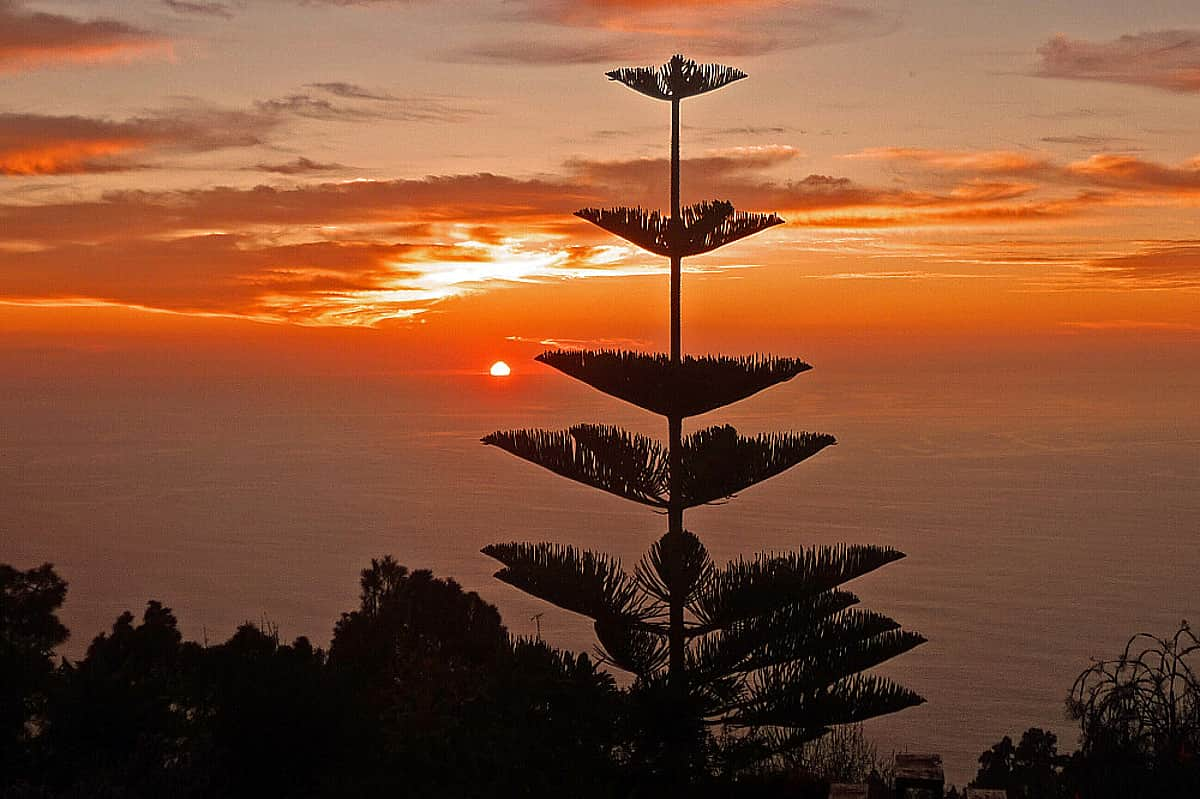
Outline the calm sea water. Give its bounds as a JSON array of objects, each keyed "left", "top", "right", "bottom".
[{"left": 2, "top": 352, "right": 1197, "bottom": 784}]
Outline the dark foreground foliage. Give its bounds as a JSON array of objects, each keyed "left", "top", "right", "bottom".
[
  {"left": 968, "top": 622, "right": 1200, "bottom": 799},
  {"left": 8, "top": 561, "right": 1196, "bottom": 798},
  {"left": 3, "top": 559, "right": 870, "bottom": 799},
  {"left": 1, "top": 559, "right": 624, "bottom": 799}
]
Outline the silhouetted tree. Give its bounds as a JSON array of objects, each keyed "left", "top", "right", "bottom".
[
  {"left": 195, "top": 624, "right": 334, "bottom": 798},
  {"left": 482, "top": 54, "right": 925, "bottom": 783},
  {"left": 971, "top": 727, "right": 1070, "bottom": 799},
  {"left": 327, "top": 556, "right": 624, "bottom": 797},
  {"left": 34, "top": 600, "right": 205, "bottom": 797},
  {"left": 0, "top": 563, "right": 68, "bottom": 776}
]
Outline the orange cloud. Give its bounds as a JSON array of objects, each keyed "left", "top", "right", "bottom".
[
  {"left": 1063, "top": 153, "right": 1200, "bottom": 191},
  {"left": 0, "top": 138, "right": 144, "bottom": 176},
  {"left": 0, "top": 108, "right": 281, "bottom": 176},
  {"left": 4, "top": 144, "right": 1199, "bottom": 326},
  {"left": 0, "top": 0, "right": 168, "bottom": 72},
  {"left": 840, "top": 147, "right": 1200, "bottom": 207},
  {"left": 843, "top": 147, "right": 1049, "bottom": 174},
  {"left": 1081, "top": 242, "right": 1200, "bottom": 290},
  {"left": 0, "top": 230, "right": 657, "bottom": 326}
]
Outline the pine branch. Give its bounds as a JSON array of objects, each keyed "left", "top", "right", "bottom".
[
  {"left": 606, "top": 54, "right": 747, "bottom": 101},
  {"left": 680, "top": 426, "right": 836, "bottom": 507},
  {"left": 693, "top": 545, "right": 906, "bottom": 630},
  {"left": 575, "top": 202, "right": 783, "bottom": 258},
  {"left": 688, "top": 590, "right": 862, "bottom": 677},
  {"left": 484, "top": 424, "right": 831, "bottom": 509},
  {"left": 481, "top": 542, "right": 657, "bottom": 624},
  {"left": 574, "top": 206, "right": 673, "bottom": 257},
  {"left": 679, "top": 203, "right": 784, "bottom": 256},
  {"left": 635, "top": 530, "right": 715, "bottom": 605},
  {"left": 536, "top": 349, "right": 813, "bottom": 418},
  {"left": 732, "top": 673, "right": 926, "bottom": 730},
  {"left": 594, "top": 616, "right": 669, "bottom": 678},
  {"left": 482, "top": 426, "right": 668, "bottom": 507},
  {"left": 734, "top": 610, "right": 926, "bottom": 680}
]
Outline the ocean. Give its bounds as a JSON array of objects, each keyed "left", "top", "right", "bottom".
[{"left": 3, "top": 348, "right": 1197, "bottom": 785}]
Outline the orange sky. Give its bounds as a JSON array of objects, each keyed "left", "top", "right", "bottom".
[{"left": 2, "top": 0, "right": 1198, "bottom": 373}]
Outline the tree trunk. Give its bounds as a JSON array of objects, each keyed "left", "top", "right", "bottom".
[{"left": 667, "top": 96, "right": 686, "bottom": 689}]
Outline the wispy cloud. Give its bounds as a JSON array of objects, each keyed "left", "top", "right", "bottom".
[
  {"left": 162, "top": 0, "right": 236, "bottom": 18},
  {"left": 506, "top": 334, "right": 652, "bottom": 349},
  {"left": 253, "top": 157, "right": 348, "bottom": 174},
  {"left": 1035, "top": 30, "right": 1200, "bottom": 93},
  {"left": 305, "top": 81, "right": 397, "bottom": 101},
  {"left": 454, "top": 0, "right": 900, "bottom": 63},
  {"left": 0, "top": 0, "right": 169, "bottom": 72},
  {"left": 1040, "top": 134, "right": 1142, "bottom": 151},
  {"left": 842, "top": 147, "right": 1049, "bottom": 174},
  {"left": 1080, "top": 242, "right": 1200, "bottom": 291},
  {"left": 258, "top": 84, "right": 481, "bottom": 123},
  {"left": 1061, "top": 319, "right": 1200, "bottom": 331}
]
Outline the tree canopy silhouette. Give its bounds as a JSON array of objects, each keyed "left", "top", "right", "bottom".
[
  {"left": 1, "top": 563, "right": 68, "bottom": 774},
  {"left": 1, "top": 558, "right": 626, "bottom": 799}
]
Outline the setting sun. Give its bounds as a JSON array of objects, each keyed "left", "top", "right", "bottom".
[{"left": 489, "top": 360, "right": 511, "bottom": 377}]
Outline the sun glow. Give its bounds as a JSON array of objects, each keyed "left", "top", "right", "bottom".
[{"left": 489, "top": 360, "right": 511, "bottom": 377}]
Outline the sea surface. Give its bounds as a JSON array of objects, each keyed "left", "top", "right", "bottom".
[{"left": 3, "top": 352, "right": 1198, "bottom": 784}]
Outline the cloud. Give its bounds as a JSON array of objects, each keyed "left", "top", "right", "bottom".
[
  {"left": 306, "top": 81, "right": 397, "bottom": 101},
  {"left": 162, "top": 0, "right": 236, "bottom": 17},
  {"left": 0, "top": 231, "right": 650, "bottom": 326},
  {"left": 1061, "top": 320, "right": 1200, "bottom": 331},
  {"left": 1082, "top": 242, "right": 1200, "bottom": 290},
  {"left": 1039, "top": 134, "right": 1141, "bottom": 150},
  {"left": 257, "top": 88, "right": 480, "bottom": 123},
  {"left": 0, "top": 106, "right": 279, "bottom": 176},
  {"left": 455, "top": 0, "right": 899, "bottom": 63},
  {"left": 256, "top": 94, "right": 384, "bottom": 122},
  {"left": 0, "top": 234, "right": 429, "bottom": 322},
  {"left": 0, "top": 173, "right": 596, "bottom": 242},
  {"left": 566, "top": 144, "right": 803, "bottom": 202},
  {"left": 1063, "top": 153, "right": 1200, "bottom": 191},
  {"left": 843, "top": 147, "right": 1049, "bottom": 174},
  {"left": 0, "top": 0, "right": 169, "bottom": 72},
  {"left": 6, "top": 144, "right": 1200, "bottom": 325},
  {"left": 0, "top": 145, "right": 1161, "bottom": 242},
  {"left": 253, "top": 157, "right": 348, "bottom": 174},
  {"left": 1035, "top": 30, "right": 1200, "bottom": 93},
  {"left": 843, "top": 146, "right": 1200, "bottom": 196}
]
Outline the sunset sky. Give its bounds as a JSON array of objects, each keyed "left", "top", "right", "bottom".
[{"left": 3, "top": 0, "right": 1199, "bottom": 374}]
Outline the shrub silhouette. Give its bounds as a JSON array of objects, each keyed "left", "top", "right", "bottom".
[{"left": 1067, "top": 621, "right": 1200, "bottom": 798}]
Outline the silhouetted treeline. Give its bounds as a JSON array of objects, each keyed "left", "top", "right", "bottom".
[
  {"left": 2, "top": 559, "right": 870, "bottom": 798},
  {"left": 5, "top": 561, "right": 1197, "bottom": 798},
  {"left": 2, "top": 559, "right": 626, "bottom": 798}
]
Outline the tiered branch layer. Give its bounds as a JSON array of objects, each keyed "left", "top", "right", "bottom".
[{"left": 537, "top": 350, "right": 811, "bottom": 418}]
